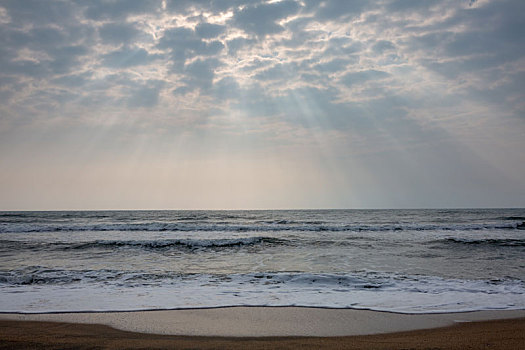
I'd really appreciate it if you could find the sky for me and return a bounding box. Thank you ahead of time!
[0,0,524,210]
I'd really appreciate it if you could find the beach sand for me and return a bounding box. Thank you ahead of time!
[0,307,525,349]
[1,307,525,349]
[2,307,525,336]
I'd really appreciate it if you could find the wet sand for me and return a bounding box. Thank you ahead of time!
[1,308,525,349]
[1,317,524,349]
[2,307,525,336]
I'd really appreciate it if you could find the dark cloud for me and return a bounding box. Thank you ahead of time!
[157,27,202,52]
[195,22,226,39]
[444,5,525,59]
[98,23,142,45]
[125,80,165,108]
[158,27,203,67]
[158,27,224,71]
[101,47,161,68]
[254,62,299,81]
[16,27,66,48]
[2,0,77,27]
[323,37,363,56]
[165,0,246,15]
[0,25,90,53]
[0,0,523,132]
[0,2,94,85]
[0,59,45,79]
[232,0,300,37]
[0,27,89,78]
[211,76,241,100]
[385,0,441,13]
[51,72,93,87]
[309,0,368,20]
[164,0,207,14]
[226,37,255,56]
[199,40,225,56]
[313,58,355,73]
[48,46,89,74]
[340,70,390,86]
[467,70,525,115]
[182,58,222,92]
[172,85,194,95]
[372,40,396,54]
[82,0,161,20]
[278,17,324,49]
[398,0,525,116]
[239,58,274,74]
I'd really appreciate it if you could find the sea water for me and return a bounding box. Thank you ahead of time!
[1,209,524,313]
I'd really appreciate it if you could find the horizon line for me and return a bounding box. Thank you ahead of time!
[1,206,524,212]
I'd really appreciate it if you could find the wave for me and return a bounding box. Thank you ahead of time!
[437,238,525,247]
[1,268,523,293]
[503,216,525,221]
[2,269,524,313]
[71,237,285,249]
[0,237,286,252]
[0,213,28,217]
[0,268,168,286]
[257,220,325,225]
[1,221,523,233]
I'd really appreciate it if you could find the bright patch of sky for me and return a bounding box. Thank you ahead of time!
[0,0,524,209]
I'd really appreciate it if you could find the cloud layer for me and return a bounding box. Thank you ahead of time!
[0,0,524,209]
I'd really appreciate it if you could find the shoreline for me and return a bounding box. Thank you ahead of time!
[3,304,525,315]
[1,307,525,337]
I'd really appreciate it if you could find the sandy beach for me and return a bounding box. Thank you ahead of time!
[1,307,525,349]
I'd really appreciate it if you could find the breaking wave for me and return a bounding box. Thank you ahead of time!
[0,236,287,252]
[2,268,523,294]
[438,238,525,247]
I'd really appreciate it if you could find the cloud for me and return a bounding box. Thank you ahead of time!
[226,37,255,55]
[98,23,142,45]
[51,72,93,87]
[313,58,355,73]
[385,0,441,13]
[211,76,241,100]
[322,37,363,56]
[195,22,226,39]
[254,62,299,81]
[101,47,161,68]
[48,46,89,74]
[164,0,246,14]
[157,27,202,51]
[157,26,225,78]
[181,58,222,92]
[400,1,525,64]
[1,0,77,27]
[83,0,161,20]
[125,80,165,108]
[232,0,300,37]
[340,70,390,87]
[1,0,524,209]
[372,40,396,54]
[309,0,368,20]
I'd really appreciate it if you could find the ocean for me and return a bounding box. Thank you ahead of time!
[1,209,524,314]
